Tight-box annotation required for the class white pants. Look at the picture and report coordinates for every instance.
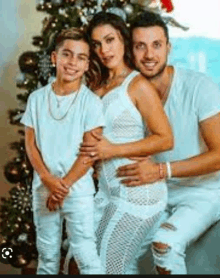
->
[151,184,220,274]
[33,187,103,274]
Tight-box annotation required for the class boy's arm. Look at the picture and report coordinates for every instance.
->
[62,126,103,188]
[25,126,69,197]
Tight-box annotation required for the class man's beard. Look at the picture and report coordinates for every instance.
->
[139,60,167,81]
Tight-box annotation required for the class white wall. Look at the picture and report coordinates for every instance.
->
[169,0,220,39]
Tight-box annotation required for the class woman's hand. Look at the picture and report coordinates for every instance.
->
[79,130,115,162]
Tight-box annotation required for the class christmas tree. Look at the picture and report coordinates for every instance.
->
[0,0,186,272]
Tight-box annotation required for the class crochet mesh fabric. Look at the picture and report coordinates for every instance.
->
[95,71,167,274]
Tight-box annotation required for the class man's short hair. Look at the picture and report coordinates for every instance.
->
[130,11,169,43]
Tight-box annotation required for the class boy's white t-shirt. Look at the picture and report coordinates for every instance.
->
[154,66,220,188]
[21,82,105,196]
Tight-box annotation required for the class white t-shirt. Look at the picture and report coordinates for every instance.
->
[21,82,105,196]
[154,66,220,189]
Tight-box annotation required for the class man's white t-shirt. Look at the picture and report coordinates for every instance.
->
[154,66,220,189]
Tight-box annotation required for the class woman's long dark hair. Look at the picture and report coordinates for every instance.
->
[86,11,134,90]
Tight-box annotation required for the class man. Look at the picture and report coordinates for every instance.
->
[117,11,220,274]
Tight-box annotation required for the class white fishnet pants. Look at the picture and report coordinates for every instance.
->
[95,159,168,274]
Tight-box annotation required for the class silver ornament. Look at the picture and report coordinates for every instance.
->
[51,0,63,4]
[36,0,44,5]
[17,233,28,242]
[107,7,127,21]
[123,4,134,15]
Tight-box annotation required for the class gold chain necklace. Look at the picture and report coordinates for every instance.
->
[48,83,80,121]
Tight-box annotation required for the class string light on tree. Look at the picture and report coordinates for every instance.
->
[37,50,55,86]
[63,0,77,4]
[123,3,134,15]
[10,184,32,214]
[51,0,63,5]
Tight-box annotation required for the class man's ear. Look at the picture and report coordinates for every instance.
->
[167,42,172,54]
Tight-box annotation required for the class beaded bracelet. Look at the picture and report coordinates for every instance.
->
[159,163,165,179]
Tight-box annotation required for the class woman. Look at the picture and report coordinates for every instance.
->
[81,11,173,274]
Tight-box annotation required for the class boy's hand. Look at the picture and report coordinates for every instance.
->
[46,194,59,211]
[46,179,70,211]
[46,193,65,211]
[41,174,69,197]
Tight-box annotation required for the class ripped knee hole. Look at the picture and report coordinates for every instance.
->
[156,265,171,275]
[160,222,177,231]
[152,242,170,254]
[152,222,176,254]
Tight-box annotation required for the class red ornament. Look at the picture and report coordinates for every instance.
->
[160,0,174,12]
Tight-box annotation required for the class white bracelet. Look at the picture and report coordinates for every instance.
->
[166,162,172,179]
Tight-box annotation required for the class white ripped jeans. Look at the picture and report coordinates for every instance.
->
[32,186,103,275]
[151,183,220,274]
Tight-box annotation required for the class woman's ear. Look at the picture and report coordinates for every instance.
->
[85,59,89,72]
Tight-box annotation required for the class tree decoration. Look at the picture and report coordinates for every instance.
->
[32,35,46,48]
[9,184,32,214]
[4,161,25,184]
[83,0,97,8]
[8,109,24,126]
[37,50,55,86]
[123,3,134,15]
[16,92,30,108]
[16,73,38,91]
[160,0,173,12]
[9,248,32,268]
[18,51,39,75]
[51,0,63,5]
[63,0,77,4]
[36,3,47,12]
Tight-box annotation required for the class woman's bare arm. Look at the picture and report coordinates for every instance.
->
[80,74,173,160]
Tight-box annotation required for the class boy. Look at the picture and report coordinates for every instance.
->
[20,27,104,274]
